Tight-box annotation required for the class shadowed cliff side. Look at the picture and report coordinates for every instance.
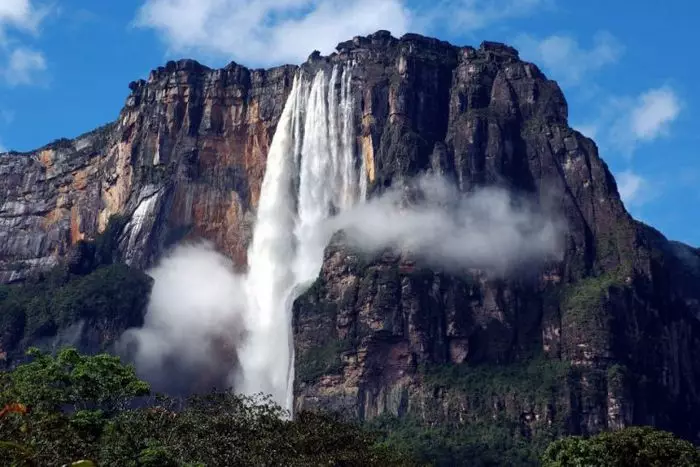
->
[287,31,700,451]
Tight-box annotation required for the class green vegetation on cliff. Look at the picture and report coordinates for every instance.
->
[0,264,151,353]
[564,269,626,313]
[421,358,572,409]
[560,267,629,352]
[366,358,573,466]
[0,215,152,360]
[296,339,353,384]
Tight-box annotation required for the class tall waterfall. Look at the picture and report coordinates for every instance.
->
[238,65,364,412]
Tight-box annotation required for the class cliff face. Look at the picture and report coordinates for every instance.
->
[1,31,700,445]
[289,33,700,440]
[0,60,295,283]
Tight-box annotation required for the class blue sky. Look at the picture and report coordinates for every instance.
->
[0,0,697,246]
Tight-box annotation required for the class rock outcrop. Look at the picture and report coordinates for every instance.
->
[1,31,699,449]
[0,60,296,282]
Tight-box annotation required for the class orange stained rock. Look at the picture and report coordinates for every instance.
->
[38,149,54,169]
[71,168,90,191]
[70,206,85,244]
[0,403,28,418]
[361,134,375,183]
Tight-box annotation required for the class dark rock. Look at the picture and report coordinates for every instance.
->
[480,40,520,58]
[65,240,97,275]
[307,50,322,62]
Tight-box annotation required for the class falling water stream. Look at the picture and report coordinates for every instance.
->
[238,65,364,413]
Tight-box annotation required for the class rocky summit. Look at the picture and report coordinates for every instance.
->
[1,30,700,457]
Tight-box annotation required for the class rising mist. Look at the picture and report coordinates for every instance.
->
[328,174,565,275]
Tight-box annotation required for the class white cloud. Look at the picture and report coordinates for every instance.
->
[515,31,623,85]
[4,47,46,85]
[629,87,681,142]
[608,86,682,155]
[585,87,681,210]
[327,174,565,274]
[120,242,248,393]
[616,170,648,207]
[581,87,681,208]
[136,0,412,66]
[0,1,50,87]
[0,0,47,35]
[135,0,552,67]
[416,0,552,33]
[580,85,682,158]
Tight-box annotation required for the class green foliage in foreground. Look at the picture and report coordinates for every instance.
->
[1,348,697,466]
[0,348,412,466]
[370,416,700,467]
[541,426,700,467]
[370,415,541,466]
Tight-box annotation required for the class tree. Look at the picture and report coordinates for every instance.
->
[1,347,149,414]
[0,347,149,465]
[0,347,412,466]
[541,426,700,467]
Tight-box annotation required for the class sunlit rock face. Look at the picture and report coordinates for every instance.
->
[1,30,700,443]
[0,60,296,283]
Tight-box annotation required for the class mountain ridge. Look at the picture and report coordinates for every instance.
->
[1,30,700,463]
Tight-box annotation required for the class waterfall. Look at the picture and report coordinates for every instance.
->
[238,64,364,413]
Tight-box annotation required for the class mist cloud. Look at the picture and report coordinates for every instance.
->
[119,242,247,394]
[326,175,565,274]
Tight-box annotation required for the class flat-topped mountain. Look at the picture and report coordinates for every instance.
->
[1,30,699,464]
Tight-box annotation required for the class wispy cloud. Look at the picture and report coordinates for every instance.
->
[135,0,552,67]
[609,86,682,155]
[609,89,681,210]
[583,86,682,208]
[0,1,51,87]
[328,174,565,275]
[616,170,649,207]
[416,0,553,34]
[628,87,681,143]
[578,85,682,156]
[4,47,46,85]
[0,0,49,37]
[135,0,412,66]
[515,31,624,85]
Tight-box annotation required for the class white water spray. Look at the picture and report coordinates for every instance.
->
[238,64,363,412]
